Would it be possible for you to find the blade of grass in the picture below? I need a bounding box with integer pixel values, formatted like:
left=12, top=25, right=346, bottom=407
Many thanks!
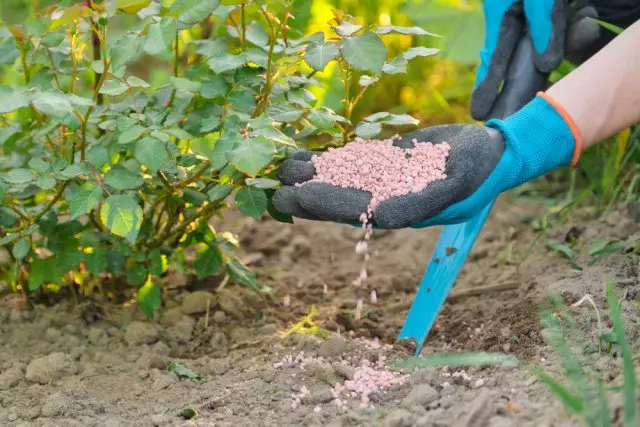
left=388, top=351, right=518, bottom=371
left=533, top=368, right=584, bottom=414
left=605, top=281, right=637, bottom=425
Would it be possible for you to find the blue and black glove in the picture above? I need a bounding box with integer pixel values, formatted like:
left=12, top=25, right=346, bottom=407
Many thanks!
left=273, top=93, right=581, bottom=228
left=472, top=0, right=600, bottom=120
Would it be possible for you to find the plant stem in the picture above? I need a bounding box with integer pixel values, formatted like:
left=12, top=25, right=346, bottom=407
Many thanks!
left=166, top=31, right=180, bottom=108
left=240, top=3, right=246, bottom=48
left=149, top=203, right=218, bottom=248
left=253, top=6, right=277, bottom=117
left=175, top=160, right=210, bottom=189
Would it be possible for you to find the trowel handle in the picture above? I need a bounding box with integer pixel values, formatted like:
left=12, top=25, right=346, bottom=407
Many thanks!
left=488, top=37, right=549, bottom=120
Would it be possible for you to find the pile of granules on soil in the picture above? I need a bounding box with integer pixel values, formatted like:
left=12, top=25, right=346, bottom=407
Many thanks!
left=310, top=135, right=450, bottom=218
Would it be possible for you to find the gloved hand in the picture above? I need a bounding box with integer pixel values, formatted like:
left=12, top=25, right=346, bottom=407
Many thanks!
left=273, top=93, right=580, bottom=229
left=472, top=0, right=600, bottom=121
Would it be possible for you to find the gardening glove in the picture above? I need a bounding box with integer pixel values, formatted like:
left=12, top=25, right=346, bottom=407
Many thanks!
left=472, top=0, right=600, bottom=121
left=273, top=93, right=581, bottom=229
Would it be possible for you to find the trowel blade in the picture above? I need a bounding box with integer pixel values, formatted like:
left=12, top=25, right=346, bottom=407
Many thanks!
left=397, top=201, right=495, bottom=354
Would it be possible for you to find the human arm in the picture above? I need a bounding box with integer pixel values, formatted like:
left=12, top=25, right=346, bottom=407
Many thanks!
left=273, top=21, right=640, bottom=228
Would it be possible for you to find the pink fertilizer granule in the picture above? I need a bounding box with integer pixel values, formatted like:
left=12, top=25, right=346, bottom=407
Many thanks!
left=309, top=135, right=450, bottom=318
left=311, top=135, right=450, bottom=217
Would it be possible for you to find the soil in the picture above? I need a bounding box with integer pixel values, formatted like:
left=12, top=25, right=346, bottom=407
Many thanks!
left=1, top=195, right=640, bottom=427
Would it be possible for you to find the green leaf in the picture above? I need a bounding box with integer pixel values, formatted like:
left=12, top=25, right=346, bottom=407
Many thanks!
left=0, top=182, right=5, bottom=201
left=534, top=370, right=585, bottom=414
left=0, top=233, right=18, bottom=246
left=179, top=0, right=220, bottom=25
left=245, top=178, right=279, bottom=189
left=208, top=184, right=233, bottom=202
left=118, top=125, right=146, bottom=144
left=104, top=166, right=143, bottom=190
left=100, top=80, right=129, bottom=96
left=226, top=259, right=258, bottom=292
left=0, top=87, right=29, bottom=113
left=169, top=76, right=201, bottom=93
left=235, top=186, right=267, bottom=220
left=60, top=164, right=87, bottom=179
left=340, top=32, right=387, bottom=73
left=85, top=247, right=107, bottom=275
left=382, top=56, right=408, bottom=75
left=304, top=42, right=339, bottom=71
left=358, top=75, right=379, bottom=87
left=333, top=22, right=363, bottom=36
left=307, top=108, right=339, bottom=129
left=101, top=195, right=143, bottom=244
left=28, top=257, right=54, bottom=291
left=207, top=52, right=245, bottom=73
left=168, top=362, right=200, bottom=380
left=194, top=245, right=223, bottom=278
left=209, top=134, right=239, bottom=170
left=88, top=146, right=110, bottom=168
left=193, top=39, right=228, bottom=57
left=166, top=128, right=194, bottom=140
left=265, top=103, right=304, bottom=123
left=402, top=47, right=439, bottom=60
left=36, top=176, right=56, bottom=190
left=594, top=19, right=624, bottom=35
left=12, top=238, right=30, bottom=259
left=126, top=76, right=151, bottom=88
left=355, top=121, right=382, bottom=139
left=381, top=114, right=419, bottom=127
left=117, top=0, right=151, bottom=13
left=70, top=183, right=103, bottom=220
left=29, top=158, right=50, bottom=173
left=201, top=77, right=229, bottom=99
left=127, top=264, right=147, bottom=286
left=135, top=136, right=167, bottom=172
left=4, top=168, right=34, bottom=184
left=228, top=137, right=275, bottom=176
left=144, top=18, right=176, bottom=56
left=375, top=26, right=439, bottom=36
left=110, top=34, right=142, bottom=69
left=137, top=278, right=162, bottom=319
left=228, top=92, right=256, bottom=114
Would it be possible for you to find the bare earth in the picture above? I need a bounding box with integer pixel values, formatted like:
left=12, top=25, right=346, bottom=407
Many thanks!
left=1, top=195, right=639, bottom=427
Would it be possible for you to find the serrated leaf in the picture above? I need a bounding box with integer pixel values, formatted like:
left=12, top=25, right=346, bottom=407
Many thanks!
left=208, top=184, right=233, bottom=202
left=88, top=146, right=110, bottom=168
left=28, top=256, right=54, bottom=291
left=144, top=18, right=176, bottom=56
left=340, top=32, right=386, bottom=73
left=169, top=76, right=201, bottom=93
left=265, top=103, right=304, bottom=123
left=375, top=26, right=439, bottom=36
left=118, top=125, right=146, bottom=144
left=32, top=90, right=75, bottom=119
left=4, top=168, right=34, bottom=184
left=127, top=264, right=147, bottom=286
left=245, top=178, right=279, bottom=189
left=207, top=52, right=245, bottom=73
left=382, top=56, right=408, bottom=75
left=109, top=34, right=143, bottom=70
left=29, top=158, right=50, bottom=173
left=0, top=87, right=29, bottom=113
left=100, top=80, right=129, bottom=96
left=381, top=114, right=419, bottom=126
left=104, top=166, right=143, bottom=190
left=194, top=245, right=223, bottom=278
left=307, top=109, right=336, bottom=129
left=355, top=121, right=382, bottom=138
left=209, top=134, right=239, bottom=170
left=137, top=278, right=161, bottom=319
left=333, top=22, right=363, bottom=36
left=200, top=77, right=229, bottom=99
left=402, top=47, right=439, bottom=60
left=228, top=92, right=256, bottom=114
left=363, top=111, right=390, bottom=122
left=126, top=76, right=151, bottom=88
left=117, top=0, right=151, bottom=13
left=235, top=186, right=267, bottom=220
left=61, top=164, right=87, bottom=179
left=226, top=259, right=258, bottom=292
left=70, top=183, right=102, bottom=220
left=101, top=195, right=143, bottom=244
left=85, top=247, right=107, bottom=275
left=228, top=137, right=275, bottom=176
left=168, top=362, right=200, bottom=379
left=179, top=0, right=220, bottom=25
left=166, top=128, right=194, bottom=140
left=358, top=75, right=379, bottom=87
left=36, top=176, right=56, bottom=190
left=0, top=233, right=18, bottom=245
left=193, top=39, right=228, bottom=57
left=12, top=238, right=29, bottom=259
left=135, top=136, right=167, bottom=172
left=0, top=182, right=5, bottom=201
left=304, top=42, right=339, bottom=71
left=149, top=249, right=167, bottom=275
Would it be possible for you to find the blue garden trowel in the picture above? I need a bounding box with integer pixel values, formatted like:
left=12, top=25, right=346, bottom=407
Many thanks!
left=398, top=37, right=549, bottom=354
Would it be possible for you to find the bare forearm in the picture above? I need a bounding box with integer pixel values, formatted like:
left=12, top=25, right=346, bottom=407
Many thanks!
left=546, top=20, right=640, bottom=150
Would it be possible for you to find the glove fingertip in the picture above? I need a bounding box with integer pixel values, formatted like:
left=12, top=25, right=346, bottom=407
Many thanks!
left=277, top=159, right=316, bottom=186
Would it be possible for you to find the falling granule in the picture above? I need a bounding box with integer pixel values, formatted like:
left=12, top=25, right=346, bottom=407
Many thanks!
left=310, top=135, right=450, bottom=320
left=283, top=294, right=291, bottom=307
left=370, top=289, right=377, bottom=304
left=323, top=284, right=328, bottom=295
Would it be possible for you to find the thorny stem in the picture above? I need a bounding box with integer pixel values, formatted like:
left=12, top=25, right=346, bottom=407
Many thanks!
left=253, top=5, right=277, bottom=117
left=166, top=31, right=180, bottom=108
left=148, top=202, right=219, bottom=248
left=338, top=60, right=352, bottom=142
left=240, top=3, right=246, bottom=48
left=175, top=160, right=211, bottom=189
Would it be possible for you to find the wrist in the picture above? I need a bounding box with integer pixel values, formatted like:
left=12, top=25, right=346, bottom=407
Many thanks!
left=485, top=93, right=580, bottom=185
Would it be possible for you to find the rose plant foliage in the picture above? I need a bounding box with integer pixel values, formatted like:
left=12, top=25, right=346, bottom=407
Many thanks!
left=0, top=0, right=438, bottom=317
